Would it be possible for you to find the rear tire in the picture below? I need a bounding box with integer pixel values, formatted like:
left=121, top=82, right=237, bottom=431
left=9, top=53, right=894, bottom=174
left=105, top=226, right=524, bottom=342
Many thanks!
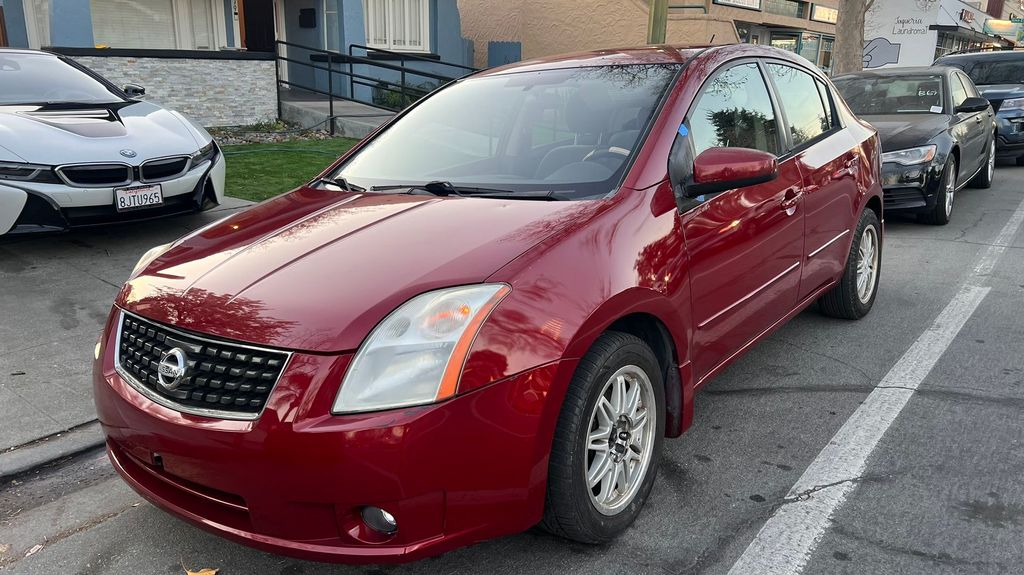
left=969, top=137, right=995, bottom=189
left=818, top=208, right=881, bottom=320
left=540, top=331, right=664, bottom=544
left=920, top=157, right=956, bottom=226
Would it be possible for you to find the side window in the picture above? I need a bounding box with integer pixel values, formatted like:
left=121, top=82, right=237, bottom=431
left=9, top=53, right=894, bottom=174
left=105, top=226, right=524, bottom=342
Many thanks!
left=688, top=63, right=780, bottom=156
left=950, top=74, right=969, bottom=109
left=957, top=72, right=980, bottom=98
left=766, top=63, right=830, bottom=147
left=815, top=79, right=837, bottom=129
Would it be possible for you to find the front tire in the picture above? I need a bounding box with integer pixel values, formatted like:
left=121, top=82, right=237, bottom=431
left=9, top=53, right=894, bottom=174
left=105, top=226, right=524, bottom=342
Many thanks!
left=920, top=157, right=956, bottom=226
left=819, top=208, right=882, bottom=320
left=969, top=137, right=995, bottom=189
left=540, top=331, right=664, bottom=543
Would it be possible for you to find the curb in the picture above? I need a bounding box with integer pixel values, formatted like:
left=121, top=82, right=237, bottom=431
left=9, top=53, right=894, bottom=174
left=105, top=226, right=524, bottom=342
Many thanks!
left=0, top=420, right=105, bottom=480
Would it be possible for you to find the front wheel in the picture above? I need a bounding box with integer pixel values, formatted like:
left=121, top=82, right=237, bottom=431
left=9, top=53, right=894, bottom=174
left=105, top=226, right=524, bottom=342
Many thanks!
left=920, top=157, right=957, bottom=226
left=818, top=208, right=882, bottom=320
left=540, top=331, right=664, bottom=543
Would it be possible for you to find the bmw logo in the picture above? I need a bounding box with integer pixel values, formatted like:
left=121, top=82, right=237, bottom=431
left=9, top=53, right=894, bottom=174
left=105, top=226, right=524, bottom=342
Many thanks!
left=156, top=348, right=188, bottom=391
left=120, top=149, right=138, bottom=158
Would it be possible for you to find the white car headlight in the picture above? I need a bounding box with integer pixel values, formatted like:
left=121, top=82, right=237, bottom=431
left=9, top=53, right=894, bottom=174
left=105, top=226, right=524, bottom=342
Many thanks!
left=881, top=145, right=936, bottom=166
left=190, top=141, right=218, bottom=167
left=333, top=283, right=511, bottom=414
left=130, top=242, right=172, bottom=278
left=1001, top=97, right=1024, bottom=112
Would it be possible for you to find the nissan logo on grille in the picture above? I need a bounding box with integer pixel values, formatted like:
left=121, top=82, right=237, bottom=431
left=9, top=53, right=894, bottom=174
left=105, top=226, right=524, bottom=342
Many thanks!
left=157, top=347, right=188, bottom=390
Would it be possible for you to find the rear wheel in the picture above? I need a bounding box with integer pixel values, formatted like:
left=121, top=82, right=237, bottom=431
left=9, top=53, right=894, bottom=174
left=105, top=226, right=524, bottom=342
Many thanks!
left=920, top=157, right=956, bottom=226
left=969, top=137, right=995, bottom=189
left=819, top=208, right=881, bottom=320
left=540, top=331, right=664, bottom=543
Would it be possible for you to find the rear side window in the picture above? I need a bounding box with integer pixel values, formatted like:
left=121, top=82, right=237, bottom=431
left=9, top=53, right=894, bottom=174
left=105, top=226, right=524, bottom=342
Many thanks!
left=766, top=63, right=830, bottom=148
left=956, top=72, right=980, bottom=98
left=688, top=63, right=780, bottom=156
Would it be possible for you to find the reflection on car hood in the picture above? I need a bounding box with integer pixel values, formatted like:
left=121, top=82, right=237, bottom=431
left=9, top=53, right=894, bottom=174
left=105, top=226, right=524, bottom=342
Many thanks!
left=858, top=114, right=950, bottom=153
left=118, top=188, right=597, bottom=353
left=0, top=101, right=202, bottom=164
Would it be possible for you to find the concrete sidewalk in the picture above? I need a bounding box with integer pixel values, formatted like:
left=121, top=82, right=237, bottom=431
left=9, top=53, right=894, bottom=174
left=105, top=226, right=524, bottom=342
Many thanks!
left=0, top=198, right=253, bottom=471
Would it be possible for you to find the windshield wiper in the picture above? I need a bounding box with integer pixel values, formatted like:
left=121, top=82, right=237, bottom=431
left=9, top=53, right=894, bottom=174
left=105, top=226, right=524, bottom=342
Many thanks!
left=312, top=176, right=365, bottom=192
left=370, top=180, right=567, bottom=201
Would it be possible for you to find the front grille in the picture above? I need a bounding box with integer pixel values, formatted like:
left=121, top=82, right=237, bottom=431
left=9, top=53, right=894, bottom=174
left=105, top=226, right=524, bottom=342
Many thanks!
left=58, top=164, right=132, bottom=187
left=141, top=156, right=190, bottom=182
left=116, top=312, right=289, bottom=419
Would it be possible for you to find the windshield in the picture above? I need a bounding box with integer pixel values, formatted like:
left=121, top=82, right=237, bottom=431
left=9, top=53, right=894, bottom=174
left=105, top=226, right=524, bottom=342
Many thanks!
left=0, top=53, right=125, bottom=105
left=833, top=75, right=945, bottom=115
left=332, top=65, right=678, bottom=200
left=943, top=59, right=1024, bottom=86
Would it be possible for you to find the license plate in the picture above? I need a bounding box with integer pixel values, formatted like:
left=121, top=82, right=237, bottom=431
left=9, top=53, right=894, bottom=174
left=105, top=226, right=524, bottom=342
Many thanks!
left=114, top=184, right=163, bottom=212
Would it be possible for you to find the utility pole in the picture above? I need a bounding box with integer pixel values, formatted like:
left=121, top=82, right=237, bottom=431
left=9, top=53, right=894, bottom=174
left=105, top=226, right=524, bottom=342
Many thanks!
left=648, top=0, right=669, bottom=44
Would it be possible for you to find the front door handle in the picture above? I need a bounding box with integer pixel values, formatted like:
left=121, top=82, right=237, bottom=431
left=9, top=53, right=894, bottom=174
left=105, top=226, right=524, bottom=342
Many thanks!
left=781, top=189, right=802, bottom=215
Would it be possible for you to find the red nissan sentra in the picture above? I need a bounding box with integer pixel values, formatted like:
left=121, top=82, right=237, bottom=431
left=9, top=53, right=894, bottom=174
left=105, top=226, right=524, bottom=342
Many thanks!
left=94, top=44, right=883, bottom=563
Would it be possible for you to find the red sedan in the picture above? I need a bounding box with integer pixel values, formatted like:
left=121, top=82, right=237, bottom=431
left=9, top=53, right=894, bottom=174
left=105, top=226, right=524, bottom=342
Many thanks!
left=94, top=44, right=883, bottom=563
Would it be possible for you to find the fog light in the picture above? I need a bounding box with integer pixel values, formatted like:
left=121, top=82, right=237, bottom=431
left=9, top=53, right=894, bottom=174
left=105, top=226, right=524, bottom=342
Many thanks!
left=361, top=506, right=398, bottom=535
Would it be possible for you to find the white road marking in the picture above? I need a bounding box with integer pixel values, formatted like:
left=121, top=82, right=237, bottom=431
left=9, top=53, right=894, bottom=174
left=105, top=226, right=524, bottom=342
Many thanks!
left=726, top=195, right=1024, bottom=575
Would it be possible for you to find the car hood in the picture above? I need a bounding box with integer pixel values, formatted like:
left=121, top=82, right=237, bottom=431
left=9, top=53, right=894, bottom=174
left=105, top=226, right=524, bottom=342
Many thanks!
left=975, top=84, right=1024, bottom=111
left=0, top=101, right=202, bottom=164
left=858, top=114, right=949, bottom=152
left=119, top=188, right=597, bottom=353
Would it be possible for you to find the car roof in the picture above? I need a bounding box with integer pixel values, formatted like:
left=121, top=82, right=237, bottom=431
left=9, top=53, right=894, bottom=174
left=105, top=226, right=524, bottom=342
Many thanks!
left=834, top=66, right=956, bottom=80
left=935, top=50, right=1024, bottom=62
left=476, top=43, right=810, bottom=77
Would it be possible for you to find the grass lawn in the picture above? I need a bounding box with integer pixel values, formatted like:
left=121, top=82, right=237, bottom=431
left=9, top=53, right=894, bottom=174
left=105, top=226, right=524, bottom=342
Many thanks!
left=220, top=138, right=359, bottom=202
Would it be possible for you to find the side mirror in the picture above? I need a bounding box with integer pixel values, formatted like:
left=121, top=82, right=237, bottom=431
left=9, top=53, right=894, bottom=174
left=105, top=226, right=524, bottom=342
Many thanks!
left=956, top=96, right=989, bottom=114
left=685, top=147, right=779, bottom=197
left=122, top=84, right=146, bottom=98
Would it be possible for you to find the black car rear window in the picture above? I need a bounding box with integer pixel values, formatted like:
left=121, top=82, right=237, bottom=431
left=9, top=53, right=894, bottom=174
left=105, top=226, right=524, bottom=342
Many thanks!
left=939, top=58, right=1024, bottom=86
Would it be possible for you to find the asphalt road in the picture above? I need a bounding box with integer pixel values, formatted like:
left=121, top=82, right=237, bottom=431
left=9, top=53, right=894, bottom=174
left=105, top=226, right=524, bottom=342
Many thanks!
left=2, top=168, right=1024, bottom=575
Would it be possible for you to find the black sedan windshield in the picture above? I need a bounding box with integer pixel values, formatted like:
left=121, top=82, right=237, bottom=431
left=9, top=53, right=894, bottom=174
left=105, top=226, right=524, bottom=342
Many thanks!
left=333, top=65, right=678, bottom=200
left=0, top=53, right=125, bottom=105
left=834, top=75, right=945, bottom=115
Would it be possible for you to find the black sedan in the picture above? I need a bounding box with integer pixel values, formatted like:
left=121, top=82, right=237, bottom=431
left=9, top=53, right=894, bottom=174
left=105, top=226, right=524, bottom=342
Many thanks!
left=834, top=66, right=995, bottom=225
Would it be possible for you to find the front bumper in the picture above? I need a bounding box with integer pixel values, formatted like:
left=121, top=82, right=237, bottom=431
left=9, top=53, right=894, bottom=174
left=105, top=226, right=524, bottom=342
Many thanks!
left=995, top=112, right=1024, bottom=160
left=93, top=310, right=571, bottom=563
left=0, top=152, right=226, bottom=236
left=879, top=160, right=944, bottom=213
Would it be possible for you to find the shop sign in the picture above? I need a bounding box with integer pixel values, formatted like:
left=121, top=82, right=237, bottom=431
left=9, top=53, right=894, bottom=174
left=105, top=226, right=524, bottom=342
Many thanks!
left=811, top=5, right=838, bottom=24
left=713, top=0, right=762, bottom=10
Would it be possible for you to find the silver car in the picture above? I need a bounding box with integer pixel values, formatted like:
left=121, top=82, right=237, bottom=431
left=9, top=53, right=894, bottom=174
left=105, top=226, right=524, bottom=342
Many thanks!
left=0, top=49, right=226, bottom=236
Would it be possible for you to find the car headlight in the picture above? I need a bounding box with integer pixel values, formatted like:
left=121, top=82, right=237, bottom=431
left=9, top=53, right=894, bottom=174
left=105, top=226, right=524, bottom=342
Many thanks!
left=190, top=141, right=217, bottom=167
left=1001, top=97, right=1024, bottom=112
left=881, top=145, right=937, bottom=166
left=0, top=161, right=61, bottom=184
left=333, top=284, right=511, bottom=414
left=130, top=242, right=172, bottom=277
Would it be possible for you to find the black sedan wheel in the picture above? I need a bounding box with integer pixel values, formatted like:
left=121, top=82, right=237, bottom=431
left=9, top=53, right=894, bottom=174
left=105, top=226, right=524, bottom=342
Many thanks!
left=921, top=157, right=956, bottom=226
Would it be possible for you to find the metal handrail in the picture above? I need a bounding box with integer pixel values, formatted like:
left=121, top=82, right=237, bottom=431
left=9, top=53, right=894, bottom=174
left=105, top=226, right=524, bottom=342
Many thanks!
left=274, top=40, right=476, bottom=134
left=348, top=43, right=477, bottom=72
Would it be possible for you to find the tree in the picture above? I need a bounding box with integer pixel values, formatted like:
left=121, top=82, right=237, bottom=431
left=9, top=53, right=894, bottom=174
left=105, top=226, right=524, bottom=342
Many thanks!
left=832, top=0, right=876, bottom=75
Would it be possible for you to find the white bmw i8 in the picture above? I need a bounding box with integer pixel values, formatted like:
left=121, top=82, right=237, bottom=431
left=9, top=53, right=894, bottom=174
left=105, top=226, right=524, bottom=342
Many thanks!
left=0, top=49, right=225, bottom=236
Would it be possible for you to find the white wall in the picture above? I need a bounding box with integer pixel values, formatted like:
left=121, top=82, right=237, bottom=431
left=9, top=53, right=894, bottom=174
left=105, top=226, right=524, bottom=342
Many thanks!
left=864, top=0, right=941, bottom=68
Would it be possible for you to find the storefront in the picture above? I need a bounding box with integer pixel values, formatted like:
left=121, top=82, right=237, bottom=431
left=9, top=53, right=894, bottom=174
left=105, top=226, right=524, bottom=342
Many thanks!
left=735, top=4, right=837, bottom=72
left=864, top=0, right=1016, bottom=69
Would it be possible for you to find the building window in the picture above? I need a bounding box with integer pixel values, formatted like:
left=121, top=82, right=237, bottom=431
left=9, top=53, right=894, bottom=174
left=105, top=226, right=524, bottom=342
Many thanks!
left=763, top=0, right=808, bottom=19
left=364, top=0, right=430, bottom=53
left=90, top=0, right=223, bottom=50
left=24, top=0, right=51, bottom=48
left=799, top=32, right=820, bottom=63
left=818, top=36, right=834, bottom=72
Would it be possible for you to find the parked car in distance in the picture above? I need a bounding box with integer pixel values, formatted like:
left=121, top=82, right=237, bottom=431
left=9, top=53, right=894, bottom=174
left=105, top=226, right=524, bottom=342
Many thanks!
left=94, top=44, right=883, bottom=563
left=0, top=49, right=224, bottom=236
left=833, top=66, right=995, bottom=225
left=934, top=49, right=1024, bottom=165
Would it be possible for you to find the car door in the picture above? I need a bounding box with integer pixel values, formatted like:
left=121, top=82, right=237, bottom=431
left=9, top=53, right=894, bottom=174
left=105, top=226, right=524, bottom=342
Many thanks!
left=950, top=71, right=986, bottom=177
left=957, top=70, right=995, bottom=156
left=679, top=61, right=805, bottom=380
left=764, top=62, right=860, bottom=299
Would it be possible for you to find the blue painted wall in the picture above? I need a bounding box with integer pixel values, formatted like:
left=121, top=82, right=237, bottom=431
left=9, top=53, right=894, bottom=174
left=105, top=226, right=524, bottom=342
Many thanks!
left=488, top=41, right=521, bottom=67
left=2, top=0, right=28, bottom=48
left=284, top=0, right=323, bottom=89
left=50, top=0, right=93, bottom=47
left=433, top=0, right=472, bottom=67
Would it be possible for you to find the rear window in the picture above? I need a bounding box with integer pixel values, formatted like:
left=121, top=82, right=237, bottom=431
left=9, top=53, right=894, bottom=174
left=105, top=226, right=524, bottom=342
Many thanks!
left=939, top=58, right=1024, bottom=86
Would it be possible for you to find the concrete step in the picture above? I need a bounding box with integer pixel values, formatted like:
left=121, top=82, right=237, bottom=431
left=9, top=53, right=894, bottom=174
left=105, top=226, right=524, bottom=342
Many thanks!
left=279, top=97, right=394, bottom=139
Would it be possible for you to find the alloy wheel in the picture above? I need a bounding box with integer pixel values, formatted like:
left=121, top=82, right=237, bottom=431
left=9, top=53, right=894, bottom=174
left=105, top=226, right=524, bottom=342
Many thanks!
left=856, top=226, right=879, bottom=304
left=945, top=166, right=956, bottom=218
left=585, top=365, right=656, bottom=516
